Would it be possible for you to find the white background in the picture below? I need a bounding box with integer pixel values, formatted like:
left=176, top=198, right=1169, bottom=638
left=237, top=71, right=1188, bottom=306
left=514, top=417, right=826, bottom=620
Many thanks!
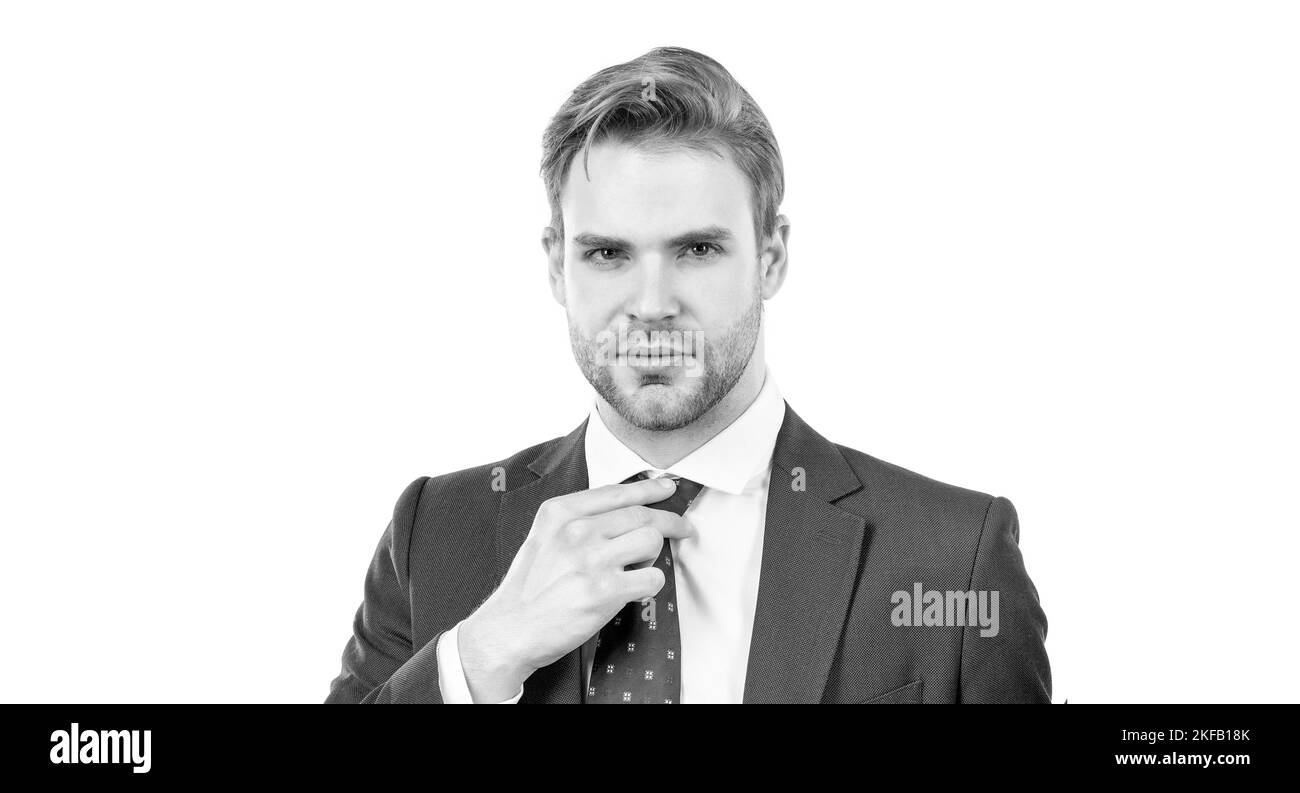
left=2, top=1, right=1296, bottom=704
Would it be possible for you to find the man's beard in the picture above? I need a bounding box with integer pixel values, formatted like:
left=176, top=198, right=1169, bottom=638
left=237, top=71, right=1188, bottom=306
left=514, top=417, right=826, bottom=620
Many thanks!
left=568, top=294, right=761, bottom=432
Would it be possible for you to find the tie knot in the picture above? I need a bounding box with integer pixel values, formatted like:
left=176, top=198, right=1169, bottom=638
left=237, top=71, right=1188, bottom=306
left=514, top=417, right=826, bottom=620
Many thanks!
left=623, top=471, right=704, bottom=516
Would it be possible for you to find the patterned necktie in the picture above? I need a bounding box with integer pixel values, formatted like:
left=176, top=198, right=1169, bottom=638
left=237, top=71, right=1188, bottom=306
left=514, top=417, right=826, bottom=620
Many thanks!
left=586, top=471, right=704, bottom=704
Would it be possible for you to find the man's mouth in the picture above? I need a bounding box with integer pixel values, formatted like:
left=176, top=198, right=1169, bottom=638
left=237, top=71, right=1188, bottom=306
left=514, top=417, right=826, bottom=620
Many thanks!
left=624, top=347, right=690, bottom=358
left=621, top=354, right=695, bottom=371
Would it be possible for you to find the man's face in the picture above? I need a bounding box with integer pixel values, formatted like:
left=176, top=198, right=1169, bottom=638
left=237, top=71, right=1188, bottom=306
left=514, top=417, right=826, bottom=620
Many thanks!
left=546, top=139, right=776, bottom=431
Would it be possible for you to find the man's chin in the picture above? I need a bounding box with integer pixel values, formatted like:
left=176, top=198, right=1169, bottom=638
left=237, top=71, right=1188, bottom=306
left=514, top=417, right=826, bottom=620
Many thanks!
left=611, top=380, right=702, bottom=431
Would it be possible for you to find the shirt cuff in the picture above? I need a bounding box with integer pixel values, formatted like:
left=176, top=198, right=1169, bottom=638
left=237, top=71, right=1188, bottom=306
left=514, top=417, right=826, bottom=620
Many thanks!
left=437, top=620, right=524, bottom=704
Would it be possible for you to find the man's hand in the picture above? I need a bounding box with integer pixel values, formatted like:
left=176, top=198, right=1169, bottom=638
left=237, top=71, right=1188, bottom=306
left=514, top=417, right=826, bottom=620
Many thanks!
left=458, top=476, right=695, bottom=702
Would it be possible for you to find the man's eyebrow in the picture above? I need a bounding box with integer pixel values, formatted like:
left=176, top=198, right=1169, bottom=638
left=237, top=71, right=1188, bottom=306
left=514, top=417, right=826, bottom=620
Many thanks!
left=570, top=226, right=736, bottom=250
left=571, top=232, right=632, bottom=249
left=666, top=226, right=734, bottom=248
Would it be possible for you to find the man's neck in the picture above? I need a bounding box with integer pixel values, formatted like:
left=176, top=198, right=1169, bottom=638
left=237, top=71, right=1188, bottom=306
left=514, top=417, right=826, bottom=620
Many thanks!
left=595, top=351, right=767, bottom=470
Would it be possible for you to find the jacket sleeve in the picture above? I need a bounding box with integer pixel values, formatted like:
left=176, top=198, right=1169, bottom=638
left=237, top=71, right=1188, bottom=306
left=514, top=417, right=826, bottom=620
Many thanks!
left=325, top=476, right=447, bottom=703
left=958, top=496, right=1053, bottom=703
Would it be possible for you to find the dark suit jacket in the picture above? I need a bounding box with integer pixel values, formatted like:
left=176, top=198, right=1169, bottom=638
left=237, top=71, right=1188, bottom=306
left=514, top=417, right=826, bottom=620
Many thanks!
left=326, top=403, right=1051, bottom=703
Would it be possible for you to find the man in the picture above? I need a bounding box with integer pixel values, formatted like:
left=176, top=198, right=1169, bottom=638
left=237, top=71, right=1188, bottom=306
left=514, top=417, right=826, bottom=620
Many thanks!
left=326, top=46, right=1051, bottom=704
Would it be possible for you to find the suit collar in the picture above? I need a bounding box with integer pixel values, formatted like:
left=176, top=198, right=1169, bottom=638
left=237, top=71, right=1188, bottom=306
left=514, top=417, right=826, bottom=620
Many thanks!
left=497, top=402, right=868, bottom=704
left=525, top=417, right=587, bottom=479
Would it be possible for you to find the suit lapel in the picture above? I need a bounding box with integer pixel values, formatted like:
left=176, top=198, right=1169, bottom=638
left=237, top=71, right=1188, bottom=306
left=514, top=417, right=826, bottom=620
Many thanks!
left=743, top=404, right=867, bottom=703
left=494, top=419, right=590, bottom=704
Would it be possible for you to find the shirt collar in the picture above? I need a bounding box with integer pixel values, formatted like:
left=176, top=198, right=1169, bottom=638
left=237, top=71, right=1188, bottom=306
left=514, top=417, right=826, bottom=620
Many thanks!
left=583, top=367, right=785, bottom=496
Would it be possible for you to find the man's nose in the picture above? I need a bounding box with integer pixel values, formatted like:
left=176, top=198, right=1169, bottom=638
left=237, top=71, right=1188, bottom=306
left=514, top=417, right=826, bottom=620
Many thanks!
left=627, top=257, right=679, bottom=322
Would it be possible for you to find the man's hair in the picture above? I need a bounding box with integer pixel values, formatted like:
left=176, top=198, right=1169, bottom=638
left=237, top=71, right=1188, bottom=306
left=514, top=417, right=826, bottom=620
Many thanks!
left=541, top=46, right=784, bottom=247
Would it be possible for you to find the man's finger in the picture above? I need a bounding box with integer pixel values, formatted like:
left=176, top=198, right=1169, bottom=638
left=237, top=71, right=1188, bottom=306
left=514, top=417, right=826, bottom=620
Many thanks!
left=617, top=566, right=666, bottom=603
left=548, top=477, right=677, bottom=519
left=592, top=505, right=695, bottom=540
left=601, top=526, right=666, bottom=568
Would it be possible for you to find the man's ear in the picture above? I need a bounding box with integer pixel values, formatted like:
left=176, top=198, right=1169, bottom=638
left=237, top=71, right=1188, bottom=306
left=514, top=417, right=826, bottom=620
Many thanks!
left=541, top=225, right=566, bottom=307
left=759, top=214, right=790, bottom=299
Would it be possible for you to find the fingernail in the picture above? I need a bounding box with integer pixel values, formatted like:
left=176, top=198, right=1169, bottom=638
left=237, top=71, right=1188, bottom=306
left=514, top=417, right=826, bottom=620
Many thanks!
left=660, top=477, right=677, bottom=490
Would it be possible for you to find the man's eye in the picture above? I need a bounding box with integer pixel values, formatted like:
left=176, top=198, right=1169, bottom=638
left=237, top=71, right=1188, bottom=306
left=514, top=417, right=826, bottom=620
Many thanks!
left=686, top=242, right=722, bottom=258
left=585, top=248, right=623, bottom=264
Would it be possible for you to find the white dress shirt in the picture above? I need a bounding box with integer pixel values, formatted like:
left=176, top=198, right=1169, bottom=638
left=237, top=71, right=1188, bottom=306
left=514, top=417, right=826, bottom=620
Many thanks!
left=437, top=368, right=785, bottom=703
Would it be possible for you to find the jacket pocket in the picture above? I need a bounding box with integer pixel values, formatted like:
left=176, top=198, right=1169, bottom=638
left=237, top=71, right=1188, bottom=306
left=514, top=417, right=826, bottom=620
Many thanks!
left=859, top=678, right=923, bottom=704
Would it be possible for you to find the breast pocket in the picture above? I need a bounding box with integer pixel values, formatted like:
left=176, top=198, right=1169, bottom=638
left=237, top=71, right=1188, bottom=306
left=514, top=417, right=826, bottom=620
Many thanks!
left=858, top=678, right=923, bottom=704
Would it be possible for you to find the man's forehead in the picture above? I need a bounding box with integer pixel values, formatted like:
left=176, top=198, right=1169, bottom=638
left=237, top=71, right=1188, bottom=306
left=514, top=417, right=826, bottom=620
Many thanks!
left=560, top=140, right=753, bottom=241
